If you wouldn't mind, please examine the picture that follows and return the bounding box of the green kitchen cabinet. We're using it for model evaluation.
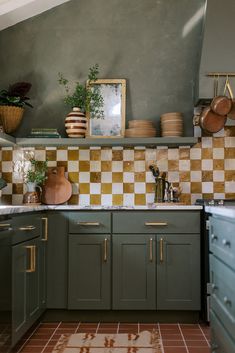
[12,237,41,345]
[46,212,68,309]
[112,234,156,310]
[68,234,111,309]
[156,234,201,310]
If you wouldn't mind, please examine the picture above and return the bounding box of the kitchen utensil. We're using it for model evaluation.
[196,106,227,134]
[210,76,232,116]
[194,76,227,134]
[226,79,235,120]
[42,167,72,205]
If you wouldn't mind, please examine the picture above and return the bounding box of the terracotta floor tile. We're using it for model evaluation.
[188,348,211,353]
[183,334,205,340]
[19,347,44,353]
[162,340,185,347]
[97,328,118,333]
[164,347,188,353]
[160,333,183,340]
[186,340,209,347]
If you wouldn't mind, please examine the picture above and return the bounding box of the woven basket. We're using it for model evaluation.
[0,105,24,133]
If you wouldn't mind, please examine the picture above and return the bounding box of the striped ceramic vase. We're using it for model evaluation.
[65,107,87,138]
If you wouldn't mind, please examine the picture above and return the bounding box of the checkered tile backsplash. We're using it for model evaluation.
[0,131,235,206]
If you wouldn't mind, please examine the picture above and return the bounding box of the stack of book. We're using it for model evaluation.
[28,128,61,138]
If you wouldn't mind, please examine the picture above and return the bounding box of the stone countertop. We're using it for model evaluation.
[205,206,235,219]
[0,204,202,216]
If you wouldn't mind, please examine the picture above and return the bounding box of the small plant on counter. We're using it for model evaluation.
[25,159,48,185]
[58,64,104,118]
[0,82,33,108]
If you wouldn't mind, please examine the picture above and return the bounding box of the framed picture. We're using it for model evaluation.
[87,79,126,138]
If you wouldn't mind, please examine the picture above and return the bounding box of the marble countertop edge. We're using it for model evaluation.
[0,204,203,216]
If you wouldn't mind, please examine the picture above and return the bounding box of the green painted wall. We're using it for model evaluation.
[0,0,206,137]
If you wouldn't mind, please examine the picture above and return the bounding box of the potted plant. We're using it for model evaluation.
[58,64,104,138]
[23,159,47,204]
[0,82,33,134]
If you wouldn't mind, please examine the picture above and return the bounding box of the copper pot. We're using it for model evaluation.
[210,76,232,116]
[226,79,235,120]
[194,106,227,134]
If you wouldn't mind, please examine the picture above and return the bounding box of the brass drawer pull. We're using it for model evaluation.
[145,222,168,226]
[26,245,36,273]
[41,217,48,241]
[77,222,100,226]
[19,225,36,231]
[149,238,153,262]
[160,238,164,263]
[0,223,12,230]
[104,238,108,262]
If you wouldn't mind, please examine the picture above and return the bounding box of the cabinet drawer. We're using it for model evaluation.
[69,212,111,233]
[209,216,235,270]
[210,255,235,341]
[210,309,235,353]
[113,211,200,234]
[12,214,42,245]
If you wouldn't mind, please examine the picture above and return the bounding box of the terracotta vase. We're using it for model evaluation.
[41,167,72,205]
[65,107,87,138]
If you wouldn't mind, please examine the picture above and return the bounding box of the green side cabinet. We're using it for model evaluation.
[156,234,201,310]
[68,234,111,309]
[12,237,41,345]
[112,234,156,310]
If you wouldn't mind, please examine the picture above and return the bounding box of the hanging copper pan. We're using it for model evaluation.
[210,76,232,116]
[194,76,227,134]
[198,106,227,133]
[226,79,235,120]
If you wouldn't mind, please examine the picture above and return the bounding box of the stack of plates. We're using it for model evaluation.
[161,112,183,137]
[125,120,156,137]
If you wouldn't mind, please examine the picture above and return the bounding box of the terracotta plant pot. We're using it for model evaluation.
[0,105,24,133]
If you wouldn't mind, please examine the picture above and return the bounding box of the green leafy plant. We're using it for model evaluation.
[58,64,104,118]
[0,82,33,108]
[25,159,48,185]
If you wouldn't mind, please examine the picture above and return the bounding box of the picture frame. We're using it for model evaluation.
[86,79,126,138]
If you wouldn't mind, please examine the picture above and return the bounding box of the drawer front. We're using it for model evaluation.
[113,211,200,234]
[69,212,111,234]
[210,309,235,353]
[210,255,235,341]
[209,216,235,270]
[12,213,42,244]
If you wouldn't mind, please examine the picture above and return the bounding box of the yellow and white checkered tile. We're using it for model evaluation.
[0,132,235,206]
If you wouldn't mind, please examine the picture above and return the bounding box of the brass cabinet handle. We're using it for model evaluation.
[159,238,164,263]
[145,222,168,226]
[41,217,48,241]
[0,223,12,230]
[104,238,108,262]
[19,225,36,231]
[149,238,153,262]
[77,222,100,226]
[26,245,36,273]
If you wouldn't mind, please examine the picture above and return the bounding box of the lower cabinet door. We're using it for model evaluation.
[68,234,111,309]
[12,238,41,345]
[112,234,156,310]
[157,234,200,310]
[210,309,235,353]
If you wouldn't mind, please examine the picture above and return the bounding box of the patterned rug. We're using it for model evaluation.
[52,331,163,353]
